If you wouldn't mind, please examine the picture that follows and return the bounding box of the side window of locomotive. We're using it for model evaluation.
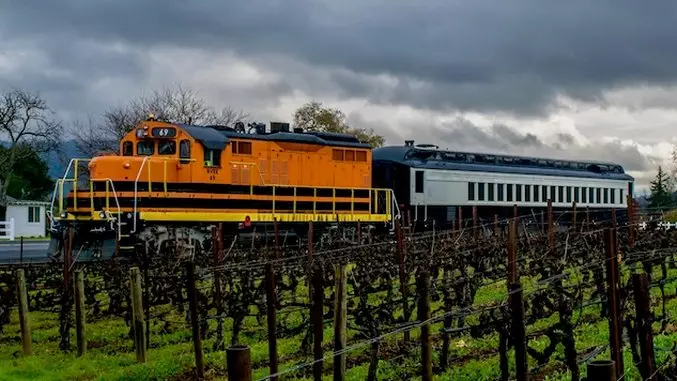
[232,141,252,155]
[415,171,424,193]
[122,141,133,156]
[204,149,222,167]
[137,141,154,156]
[332,149,344,161]
[158,140,176,155]
[179,140,191,160]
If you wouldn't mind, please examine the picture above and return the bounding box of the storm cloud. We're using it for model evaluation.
[1,1,676,191]
[3,1,677,116]
[375,116,659,173]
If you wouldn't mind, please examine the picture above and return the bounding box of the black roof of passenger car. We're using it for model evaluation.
[372,145,635,181]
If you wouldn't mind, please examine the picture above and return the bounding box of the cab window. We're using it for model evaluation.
[179,140,191,159]
[137,141,154,155]
[158,140,176,155]
[232,141,252,155]
[122,141,133,156]
[204,149,221,167]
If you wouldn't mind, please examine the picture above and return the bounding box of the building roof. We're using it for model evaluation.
[373,145,635,181]
[6,196,50,206]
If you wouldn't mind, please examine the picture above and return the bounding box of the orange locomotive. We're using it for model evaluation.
[48,116,398,258]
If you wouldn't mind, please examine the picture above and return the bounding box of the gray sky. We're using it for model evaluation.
[2,1,677,191]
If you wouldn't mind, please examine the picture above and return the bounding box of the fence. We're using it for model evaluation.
[639,221,677,230]
[0,218,14,241]
[3,205,677,380]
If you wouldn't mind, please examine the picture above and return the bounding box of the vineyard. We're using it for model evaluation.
[3,207,677,380]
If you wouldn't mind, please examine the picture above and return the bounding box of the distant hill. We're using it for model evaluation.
[1,139,86,179]
[46,139,83,178]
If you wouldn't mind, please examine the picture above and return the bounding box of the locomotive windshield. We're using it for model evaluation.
[158,140,177,155]
[137,141,154,155]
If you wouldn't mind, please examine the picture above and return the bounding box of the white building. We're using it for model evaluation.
[4,196,49,238]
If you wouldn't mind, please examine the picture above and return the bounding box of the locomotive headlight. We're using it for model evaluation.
[60,211,67,218]
[99,211,106,219]
[136,128,144,138]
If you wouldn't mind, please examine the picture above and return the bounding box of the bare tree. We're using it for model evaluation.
[0,88,62,206]
[73,84,249,157]
[204,107,249,129]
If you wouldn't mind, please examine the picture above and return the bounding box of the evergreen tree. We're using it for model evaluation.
[648,165,673,209]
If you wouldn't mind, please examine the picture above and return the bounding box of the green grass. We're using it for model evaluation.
[3,263,677,380]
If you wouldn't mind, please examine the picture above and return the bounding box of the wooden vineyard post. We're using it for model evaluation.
[507,220,527,380]
[59,226,74,352]
[213,225,225,351]
[273,218,281,259]
[572,201,577,232]
[633,273,656,380]
[74,270,87,357]
[16,268,31,356]
[417,270,432,381]
[547,199,554,250]
[227,344,253,381]
[586,207,590,229]
[395,218,410,342]
[612,208,617,231]
[143,263,150,350]
[312,265,324,381]
[494,214,499,237]
[186,262,205,378]
[307,221,324,381]
[130,267,146,363]
[604,229,624,376]
[333,264,347,381]
[357,220,361,244]
[458,207,463,233]
[265,262,279,380]
[472,205,478,238]
[508,220,517,284]
[627,195,635,247]
[513,204,518,237]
